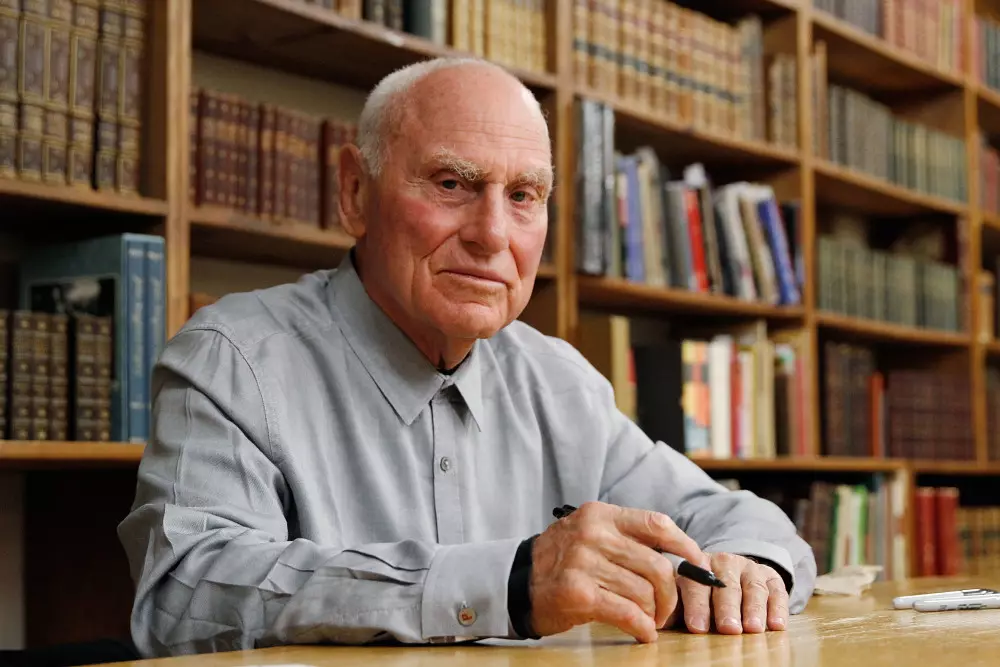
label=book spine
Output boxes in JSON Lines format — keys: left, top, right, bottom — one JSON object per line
{"left": 321, "top": 119, "right": 340, "bottom": 229}
{"left": 72, "top": 313, "right": 95, "bottom": 440}
{"left": 49, "top": 313, "right": 69, "bottom": 441}
{"left": 258, "top": 103, "right": 275, "bottom": 218}
{"left": 117, "top": 0, "right": 143, "bottom": 194}
{"left": 18, "top": 4, "right": 46, "bottom": 182}
{"left": 245, "top": 101, "right": 259, "bottom": 215}
{"left": 0, "top": 2, "right": 18, "bottom": 179}
{"left": 8, "top": 311, "right": 32, "bottom": 440}
{"left": 43, "top": 0, "right": 72, "bottom": 185}
{"left": 125, "top": 236, "right": 145, "bottom": 443}
{"left": 95, "top": 0, "right": 122, "bottom": 190}
{"left": 144, "top": 236, "right": 163, "bottom": 433}
{"left": 188, "top": 87, "right": 198, "bottom": 203}
{"left": 0, "top": 310, "right": 7, "bottom": 439}
{"left": 68, "top": 0, "right": 97, "bottom": 188}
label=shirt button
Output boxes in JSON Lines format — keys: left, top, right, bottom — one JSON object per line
{"left": 457, "top": 606, "right": 477, "bottom": 627}
{"left": 439, "top": 457, "right": 452, "bottom": 473}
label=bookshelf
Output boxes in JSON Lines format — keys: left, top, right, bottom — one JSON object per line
{"left": 3, "top": 0, "right": 1000, "bottom": 648}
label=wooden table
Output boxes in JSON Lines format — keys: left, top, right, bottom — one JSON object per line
{"left": 94, "top": 577, "right": 1000, "bottom": 667}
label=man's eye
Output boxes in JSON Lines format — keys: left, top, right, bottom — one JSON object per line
{"left": 511, "top": 190, "right": 529, "bottom": 203}
{"left": 441, "top": 179, "right": 459, "bottom": 190}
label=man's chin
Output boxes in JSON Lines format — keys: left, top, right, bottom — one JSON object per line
{"left": 432, "top": 303, "right": 509, "bottom": 340}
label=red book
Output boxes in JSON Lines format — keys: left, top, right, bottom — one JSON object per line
{"left": 915, "top": 488, "right": 939, "bottom": 576}
{"left": 935, "top": 487, "right": 960, "bottom": 576}
{"left": 683, "top": 188, "right": 709, "bottom": 292}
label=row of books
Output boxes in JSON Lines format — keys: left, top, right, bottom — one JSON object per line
{"left": 575, "top": 100, "right": 803, "bottom": 306}
{"left": 0, "top": 0, "right": 146, "bottom": 194}
{"left": 974, "top": 13, "right": 1000, "bottom": 92}
{"left": 823, "top": 342, "right": 975, "bottom": 461}
{"left": 572, "top": 6, "right": 796, "bottom": 149}
{"left": 2, "top": 233, "right": 165, "bottom": 444}
{"left": 294, "top": 1, "right": 549, "bottom": 75}
{"left": 976, "top": 266, "right": 997, "bottom": 344}
{"left": 813, "top": 0, "right": 963, "bottom": 77}
{"left": 0, "top": 309, "right": 112, "bottom": 442}
{"left": 720, "top": 476, "right": 908, "bottom": 580}
{"left": 578, "top": 314, "right": 811, "bottom": 461}
{"left": 188, "top": 88, "right": 358, "bottom": 230}
{"left": 914, "top": 488, "right": 1000, "bottom": 578}
{"left": 817, "top": 235, "right": 962, "bottom": 333}
{"left": 812, "top": 65, "right": 968, "bottom": 204}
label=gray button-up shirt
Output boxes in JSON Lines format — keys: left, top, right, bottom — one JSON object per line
{"left": 118, "top": 254, "right": 816, "bottom": 658}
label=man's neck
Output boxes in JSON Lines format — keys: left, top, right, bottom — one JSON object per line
{"left": 351, "top": 249, "right": 474, "bottom": 372}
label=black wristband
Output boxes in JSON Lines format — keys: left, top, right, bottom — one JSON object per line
{"left": 507, "top": 535, "right": 540, "bottom": 639}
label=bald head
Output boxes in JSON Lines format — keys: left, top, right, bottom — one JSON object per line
{"left": 356, "top": 58, "right": 549, "bottom": 178}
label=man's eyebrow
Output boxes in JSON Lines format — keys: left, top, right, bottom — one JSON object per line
{"left": 511, "top": 167, "right": 554, "bottom": 192}
{"left": 426, "top": 149, "right": 487, "bottom": 182}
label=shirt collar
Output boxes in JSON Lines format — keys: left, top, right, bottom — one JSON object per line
{"left": 329, "top": 252, "right": 484, "bottom": 431}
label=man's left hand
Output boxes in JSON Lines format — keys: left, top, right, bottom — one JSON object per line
{"left": 673, "top": 553, "right": 789, "bottom": 635}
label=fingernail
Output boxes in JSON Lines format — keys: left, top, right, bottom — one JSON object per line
{"left": 773, "top": 617, "right": 786, "bottom": 630}
{"left": 721, "top": 617, "right": 742, "bottom": 632}
{"left": 688, "top": 617, "right": 707, "bottom": 633}
{"left": 745, "top": 617, "right": 764, "bottom": 633}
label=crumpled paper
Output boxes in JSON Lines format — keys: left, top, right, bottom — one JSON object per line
{"left": 812, "top": 565, "right": 883, "bottom": 596}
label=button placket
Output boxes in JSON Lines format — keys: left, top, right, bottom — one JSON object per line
{"left": 431, "top": 386, "right": 464, "bottom": 544}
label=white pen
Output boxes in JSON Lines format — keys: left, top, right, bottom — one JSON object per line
{"left": 892, "top": 589, "right": 997, "bottom": 609}
{"left": 913, "top": 594, "right": 1000, "bottom": 612}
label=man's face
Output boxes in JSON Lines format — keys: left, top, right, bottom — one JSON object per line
{"left": 357, "top": 68, "right": 552, "bottom": 344}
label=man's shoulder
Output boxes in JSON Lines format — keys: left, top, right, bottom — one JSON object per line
{"left": 486, "top": 320, "right": 607, "bottom": 393}
{"left": 178, "top": 270, "right": 337, "bottom": 350}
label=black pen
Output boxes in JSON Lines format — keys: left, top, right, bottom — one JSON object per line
{"left": 552, "top": 504, "right": 726, "bottom": 589}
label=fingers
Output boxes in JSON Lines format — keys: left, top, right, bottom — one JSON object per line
{"left": 590, "top": 550, "right": 658, "bottom": 621}
{"left": 765, "top": 570, "right": 790, "bottom": 631}
{"left": 740, "top": 565, "right": 770, "bottom": 634}
{"left": 594, "top": 586, "right": 659, "bottom": 644}
{"left": 677, "top": 574, "right": 712, "bottom": 634}
{"left": 602, "top": 535, "right": 678, "bottom": 629}
{"left": 611, "top": 505, "right": 704, "bottom": 565}
{"left": 709, "top": 554, "right": 744, "bottom": 635}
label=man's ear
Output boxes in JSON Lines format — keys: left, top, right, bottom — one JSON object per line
{"left": 338, "top": 144, "right": 370, "bottom": 240}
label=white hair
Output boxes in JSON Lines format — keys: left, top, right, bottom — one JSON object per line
{"left": 356, "top": 57, "right": 544, "bottom": 177}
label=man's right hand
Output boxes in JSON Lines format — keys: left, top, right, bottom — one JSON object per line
{"left": 527, "top": 501, "right": 707, "bottom": 643}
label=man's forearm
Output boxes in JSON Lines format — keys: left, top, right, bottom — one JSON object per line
{"left": 121, "top": 506, "right": 524, "bottom": 656}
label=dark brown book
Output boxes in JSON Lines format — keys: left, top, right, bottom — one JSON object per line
{"left": 18, "top": 9, "right": 46, "bottom": 181}
{"left": 0, "top": 308, "right": 8, "bottom": 439}
{"left": 216, "top": 92, "right": 233, "bottom": 208}
{"left": 17, "top": 103, "right": 43, "bottom": 181}
{"left": 188, "top": 87, "right": 199, "bottom": 203}
{"left": 246, "top": 102, "right": 259, "bottom": 215}
{"left": 48, "top": 313, "right": 69, "bottom": 441}
{"left": 117, "top": 34, "right": 142, "bottom": 194}
{"left": 236, "top": 99, "right": 248, "bottom": 211}
{"left": 42, "top": 2, "right": 72, "bottom": 184}
{"left": 98, "top": 0, "right": 123, "bottom": 37}
{"left": 258, "top": 102, "right": 276, "bottom": 218}
{"left": 273, "top": 108, "right": 289, "bottom": 221}
{"left": 95, "top": 1, "right": 122, "bottom": 190}
{"left": 68, "top": 0, "right": 98, "bottom": 187}
{"left": 29, "top": 312, "right": 51, "bottom": 441}
{"left": 0, "top": 100, "right": 15, "bottom": 178}
{"left": 200, "top": 90, "right": 218, "bottom": 206}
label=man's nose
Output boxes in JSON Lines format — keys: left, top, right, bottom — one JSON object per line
{"left": 459, "top": 186, "right": 511, "bottom": 254}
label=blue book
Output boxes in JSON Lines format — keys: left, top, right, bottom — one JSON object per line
{"left": 18, "top": 233, "right": 162, "bottom": 443}
{"left": 618, "top": 155, "right": 645, "bottom": 283}
{"left": 144, "top": 237, "right": 166, "bottom": 436}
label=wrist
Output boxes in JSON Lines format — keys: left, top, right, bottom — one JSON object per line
{"left": 507, "top": 535, "right": 540, "bottom": 639}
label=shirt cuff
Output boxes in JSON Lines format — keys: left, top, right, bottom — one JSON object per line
{"left": 421, "top": 538, "right": 523, "bottom": 641}
{"left": 703, "top": 539, "right": 795, "bottom": 594}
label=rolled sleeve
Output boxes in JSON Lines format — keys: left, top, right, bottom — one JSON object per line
{"left": 421, "top": 538, "right": 523, "bottom": 640}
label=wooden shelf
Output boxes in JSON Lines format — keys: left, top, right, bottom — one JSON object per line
{"left": 191, "top": 0, "right": 557, "bottom": 93}
{"left": 0, "top": 178, "right": 169, "bottom": 218}
{"left": 190, "top": 206, "right": 355, "bottom": 270}
{"left": 984, "top": 340, "right": 1000, "bottom": 356}
{"left": 817, "top": 311, "right": 969, "bottom": 347}
{"left": 578, "top": 275, "right": 806, "bottom": 320}
{"left": 0, "top": 441, "right": 144, "bottom": 469}
{"left": 810, "top": 10, "right": 964, "bottom": 94}
{"left": 577, "top": 86, "right": 800, "bottom": 171}
{"left": 813, "top": 159, "right": 967, "bottom": 217}
{"left": 908, "top": 460, "right": 1000, "bottom": 475}
{"left": 694, "top": 456, "right": 906, "bottom": 473}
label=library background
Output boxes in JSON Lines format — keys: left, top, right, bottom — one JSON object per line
{"left": 1, "top": 0, "right": 1000, "bottom": 651}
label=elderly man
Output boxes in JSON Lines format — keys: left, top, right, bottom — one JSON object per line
{"left": 118, "top": 57, "right": 816, "bottom": 657}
